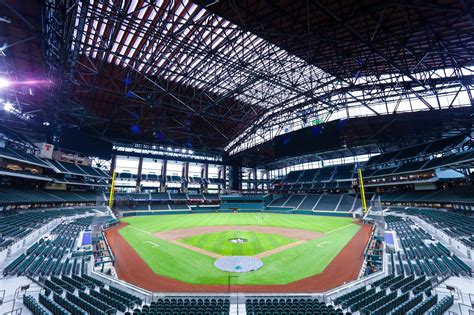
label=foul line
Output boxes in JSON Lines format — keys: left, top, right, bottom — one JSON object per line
{"left": 128, "top": 226, "right": 151, "bottom": 236}
{"left": 144, "top": 241, "right": 160, "bottom": 247}
{"left": 316, "top": 241, "right": 333, "bottom": 248}
{"left": 169, "top": 240, "right": 222, "bottom": 259}
{"left": 254, "top": 240, "right": 306, "bottom": 258}
{"left": 326, "top": 223, "right": 355, "bottom": 235}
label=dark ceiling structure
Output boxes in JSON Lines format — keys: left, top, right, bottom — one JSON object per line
{"left": 228, "top": 107, "right": 473, "bottom": 168}
{"left": 201, "top": 0, "right": 474, "bottom": 77}
{"left": 0, "top": 0, "right": 472, "bottom": 157}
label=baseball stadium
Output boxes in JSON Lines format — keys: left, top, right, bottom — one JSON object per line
{"left": 0, "top": 0, "right": 473, "bottom": 314}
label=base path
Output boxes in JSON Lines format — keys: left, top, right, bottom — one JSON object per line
{"left": 104, "top": 221, "right": 372, "bottom": 293}
{"left": 254, "top": 240, "right": 306, "bottom": 258}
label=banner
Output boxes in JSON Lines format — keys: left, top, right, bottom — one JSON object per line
{"left": 37, "top": 143, "right": 54, "bottom": 159}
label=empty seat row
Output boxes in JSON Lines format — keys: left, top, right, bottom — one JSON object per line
{"left": 65, "top": 292, "right": 104, "bottom": 315}
{"left": 131, "top": 298, "right": 230, "bottom": 315}
{"left": 246, "top": 298, "right": 340, "bottom": 315}
{"left": 90, "top": 289, "right": 127, "bottom": 312}
{"left": 428, "top": 295, "right": 454, "bottom": 315}
{"left": 53, "top": 293, "right": 87, "bottom": 315}
{"left": 407, "top": 295, "right": 438, "bottom": 315}
{"left": 391, "top": 293, "right": 423, "bottom": 315}
{"left": 23, "top": 295, "right": 51, "bottom": 315}
{"left": 78, "top": 291, "right": 116, "bottom": 313}
{"left": 39, "top": 294, "right": 69, "bottom": 315}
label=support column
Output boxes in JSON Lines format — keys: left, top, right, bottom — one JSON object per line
{"left": 135, "top": 156, "right": 143, "bottom": 193}
{"left": 218, "top": 166, "right": 226, "bottom": 194}
{"left": 230, "top": 162, "right": 242, "bottom": 191}
{"left": 265, "top": 170, "right": 270, "bottom": 191}
{"left": 182, "top": 162, "right": 189, "bottom": 193}
{"left": 161, "top": 159, "right": 167, "bottom": 192}
{"left": 202, "top": 163, "right": 209, "bottom": 193}
{"left": 222, "top": 166, "right": 227, "bottom": 191}
{"left": 247, "top": 170, "right": 251, "bottom": 191}
{"left": 253, "top": 168, "right": 258, "bottom": 192}
{"left": 217, "top": 168, "right": 222, "bottom": 194}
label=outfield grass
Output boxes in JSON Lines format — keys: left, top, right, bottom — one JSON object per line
{"left": 119, "top": 213, "right": 360, "bottom": 285}
{"left": 179, "top": 230, "right": 297, "bottom": 256}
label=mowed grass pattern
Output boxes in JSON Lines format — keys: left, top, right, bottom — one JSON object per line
{"left": 119, "top": 213, "right": 360, "bottom": 285}
{"left": 179, "top": 230, "right": 297, "bottom": 256}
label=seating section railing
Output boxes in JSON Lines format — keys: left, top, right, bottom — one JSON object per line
{"left": 0, "top": 206, "right": 107, "bottom": 252}
{"left": 379, "top": 187, "right": 474, "bottom": 206}
{"left": 385, "top": 215, "right": 471, "bottom": 278}
{"left": 3, "top": 213, "right": 111, "bottom": 277}
{"left": 392, "top": 208, "right": 474, "bottom": 248}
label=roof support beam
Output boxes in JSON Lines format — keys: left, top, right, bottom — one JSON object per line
{"left": 311, "top": 0, "right": 430, "bottom": 91}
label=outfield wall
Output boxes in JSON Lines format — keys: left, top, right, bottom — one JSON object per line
{"left": 119, "top": 208, "right": 356, "bottom": 218}
{"left": 122, "top": 210, "right": 191, "bottom": 217}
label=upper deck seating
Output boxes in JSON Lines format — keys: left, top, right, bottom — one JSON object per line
{"left": 315, "top": 167, "right": 334, "bottom": 181}
{"left": 336, "top": 194, "right": 356, "bottom": 212}
{"left": 170, "top": 193, "right": 188, "bottom": 200}
{"left": 296, "top": 194, "right": 321, "bottom": 210}
{"left": 283, "top": 170, "right": 303, "bottom": 183}
{"left": 298, "top": 169, "right": 319, "bottom": 183}
{"left": 314, "top": 194, "right": 342, "bottom": 211}
{"left": 150, "top": 192, "right": 170, "bottom": 201}
{"left": 283, "top": 195, "right": 305, "bottom": 207}
{"left": 268, "top": 196, "right": 289, "bottom": 207}
{"left": 333, "top": 164, "right": 355, "bottom": 180}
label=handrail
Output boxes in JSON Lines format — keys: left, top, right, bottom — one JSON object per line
{"left": 90, "top": 271, "right": 152, "bottom": 301}
{"left": 324, "top": 269, "right": 385, "bottom": 302}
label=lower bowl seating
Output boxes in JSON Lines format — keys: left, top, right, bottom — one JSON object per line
{"left": 125, "top": 298, "right": 230, "bottom": 315}
{"left": 246, "top": 298, "right": 345, "bottom": 315}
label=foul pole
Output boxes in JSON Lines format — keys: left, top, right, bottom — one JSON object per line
{"left": 108, "top": 169, "right": 117, "bottom": 209}
{"left": 358, "top": 168, "right": 368, "bottom": 214}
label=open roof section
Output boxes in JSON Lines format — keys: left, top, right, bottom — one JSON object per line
{"left": 62, "top": 0, "right": 336, "bottom": 150}
{"left": 72, "top": 0, "right": 332, "bottom": 105}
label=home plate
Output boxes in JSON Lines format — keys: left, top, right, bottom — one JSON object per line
{"left": 144, "top": 241, "right": 160, "bottom": 247}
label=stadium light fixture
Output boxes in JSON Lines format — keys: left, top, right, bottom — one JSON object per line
{"left": 0, "top": 77, "right": 10, "bottom": 88}
{"left": 3, "top": 101, "right": 13, "bottom": 111}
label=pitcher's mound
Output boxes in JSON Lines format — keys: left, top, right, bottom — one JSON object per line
{"left": 214, "top": 256, "right": 263, "bottom": 273}
{"left": 228, "top": 237, "right": 248, "bottom": 244}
